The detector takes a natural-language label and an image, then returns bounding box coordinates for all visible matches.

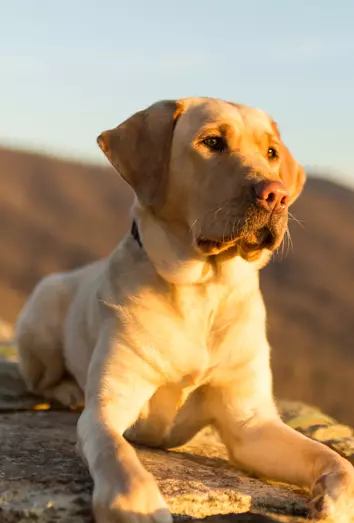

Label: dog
[16,97,354,522]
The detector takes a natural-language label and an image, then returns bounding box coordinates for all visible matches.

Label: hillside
[1,145,353,425]
[0,146,133,319]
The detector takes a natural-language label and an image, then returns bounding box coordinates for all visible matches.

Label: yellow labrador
[16,98,354,522]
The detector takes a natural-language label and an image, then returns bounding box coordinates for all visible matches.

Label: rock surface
[1,358,354,523]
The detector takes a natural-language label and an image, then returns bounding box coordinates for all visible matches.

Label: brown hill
[1,146,353,425]
[0,146,133,318]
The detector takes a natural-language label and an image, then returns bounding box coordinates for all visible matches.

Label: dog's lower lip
[197,238,222,251]
[197,237,236,250]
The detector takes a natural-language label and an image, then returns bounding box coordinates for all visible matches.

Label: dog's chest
[167,279,266,382]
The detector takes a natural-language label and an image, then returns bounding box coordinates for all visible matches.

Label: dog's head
[98,98,305,262]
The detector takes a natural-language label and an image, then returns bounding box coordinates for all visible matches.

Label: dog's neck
[132,203,261,287]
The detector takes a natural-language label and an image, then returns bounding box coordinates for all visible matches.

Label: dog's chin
[196,226,285,260]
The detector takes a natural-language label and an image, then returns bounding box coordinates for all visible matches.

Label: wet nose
[254,180,289,212]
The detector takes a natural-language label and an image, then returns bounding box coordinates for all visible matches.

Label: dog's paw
[93,473,172,523]
[44,378,84,408]
[309,467,354,522]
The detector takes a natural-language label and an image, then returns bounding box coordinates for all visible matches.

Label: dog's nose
[254,181,289,212]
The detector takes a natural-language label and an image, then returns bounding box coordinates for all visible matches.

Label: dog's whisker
[288,212,307,231]
[286,229,293,254]
[279,237,285,261]
[189,218,200,234]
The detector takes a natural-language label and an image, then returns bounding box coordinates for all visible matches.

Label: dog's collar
[131,220,143,248]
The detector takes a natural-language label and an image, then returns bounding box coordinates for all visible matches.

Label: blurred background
[1,1,354,424]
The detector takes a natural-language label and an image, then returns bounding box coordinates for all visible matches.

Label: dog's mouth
[196,225,281,257]
[196,236,238,254]
[194,204,289,260]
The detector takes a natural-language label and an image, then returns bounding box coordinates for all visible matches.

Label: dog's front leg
[77,333,172,523]
[210,364,354,521]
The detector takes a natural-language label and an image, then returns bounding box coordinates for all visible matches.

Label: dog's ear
[271,121,306,205]
[97,100,183,208]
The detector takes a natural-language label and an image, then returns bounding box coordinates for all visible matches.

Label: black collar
[131,220,143,248]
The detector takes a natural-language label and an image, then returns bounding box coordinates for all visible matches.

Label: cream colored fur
[16,98,354,522]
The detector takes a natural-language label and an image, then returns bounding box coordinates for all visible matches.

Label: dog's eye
[203,136,226,152]
[267,147,278,159]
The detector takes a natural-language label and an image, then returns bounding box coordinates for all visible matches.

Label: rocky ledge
[1,359,354,523]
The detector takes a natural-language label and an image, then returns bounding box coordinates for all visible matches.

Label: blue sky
[1,0,354,187]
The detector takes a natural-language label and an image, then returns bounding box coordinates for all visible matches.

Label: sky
[1,0,354,187]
